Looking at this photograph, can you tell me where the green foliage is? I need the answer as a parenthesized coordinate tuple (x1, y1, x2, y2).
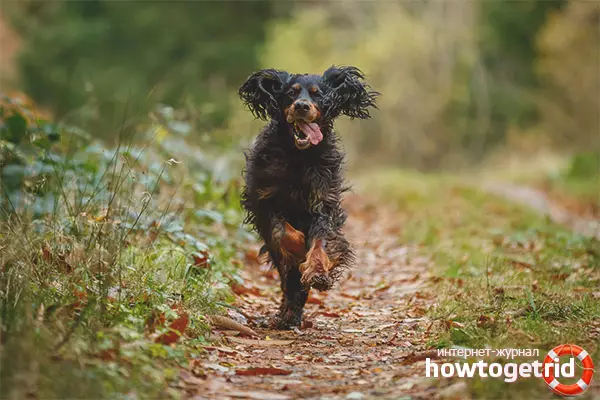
(543, 151, 600, 210)
(567, 152, 600, 180)
(536, 2, 600, 151)
(0, 98, 250, 398)
(450, 0, 564, 160)
(5, 1, 280, 136)
(0, 95, 65, 202)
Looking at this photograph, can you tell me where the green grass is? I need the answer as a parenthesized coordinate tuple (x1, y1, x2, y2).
(1, 99, 250, 398)
(357, 169, 600, 399)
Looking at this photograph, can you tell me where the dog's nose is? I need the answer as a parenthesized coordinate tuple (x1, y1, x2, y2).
(294, 101, 310, 112)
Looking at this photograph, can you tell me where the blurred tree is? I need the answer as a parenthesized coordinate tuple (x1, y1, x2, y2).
(237, 2, 481, 169)
(536, 1, 600, 152)
(4, 1, 280, 138)
(475, 0, 564, 146)
(229, 1, 572, 170)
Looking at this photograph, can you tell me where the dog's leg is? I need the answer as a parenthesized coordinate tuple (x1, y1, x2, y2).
(299, 238, 333, 291)
(271, 220, 307, 259)
(300, 229, 353, 291)
(271, 266, 308, 330)
(261, 219, 309, 330)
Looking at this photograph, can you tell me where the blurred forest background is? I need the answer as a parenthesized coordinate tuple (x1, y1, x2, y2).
(1, 0, 598, 171)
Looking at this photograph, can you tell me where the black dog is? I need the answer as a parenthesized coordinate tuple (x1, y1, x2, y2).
(239, 66, 378, 329)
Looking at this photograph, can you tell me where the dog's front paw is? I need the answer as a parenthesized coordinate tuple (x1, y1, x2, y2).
(269, 311, 301, 330)
(300, 239, 333, 291)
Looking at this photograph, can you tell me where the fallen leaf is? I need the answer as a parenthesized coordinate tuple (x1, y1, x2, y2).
(192, 250, 210, 269)
(156, 308, 189, 345)
(208, 315, 259, 337)
(318, 311, 341, 318)
(97, 348, 117, 361)
(445, 320, 465, 329)
(244, 248, 260, 265)
(228, 391, 291, 400)
(201, 346, 237, 354)
(227, 337, 294, 346)
(551, 273, 570, 281)
(306, 295, 323, 305)
(400, 350, 440, 365)
(205, 363, 230, 373)
(477, 315, 495, 328)
(301, 320, 314, 329)
(231, 283, 262, 297)
(373, 284, 391, 293)
(236, 367, 292, 376)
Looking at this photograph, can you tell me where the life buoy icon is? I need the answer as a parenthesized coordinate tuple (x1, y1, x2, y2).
(542, 344, 594, 396)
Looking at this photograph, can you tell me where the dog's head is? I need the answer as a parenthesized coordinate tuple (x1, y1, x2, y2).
(239, 66, 379, 150)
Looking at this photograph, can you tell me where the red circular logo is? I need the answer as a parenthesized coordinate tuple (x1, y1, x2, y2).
(542, 344, 594, 396)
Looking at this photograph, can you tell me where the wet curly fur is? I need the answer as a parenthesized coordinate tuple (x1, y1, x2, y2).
(239, 66, 378, 329)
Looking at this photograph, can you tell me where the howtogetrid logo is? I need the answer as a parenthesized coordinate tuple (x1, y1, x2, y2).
(542, 344, 594, 397)
(426, 344, 595, 397)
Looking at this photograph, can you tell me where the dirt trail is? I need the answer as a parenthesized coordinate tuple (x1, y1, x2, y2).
(482, 182, 600, 240)
(181, 195, 440, 399)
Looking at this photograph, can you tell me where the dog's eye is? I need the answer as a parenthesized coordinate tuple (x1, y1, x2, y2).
(287, 86, 301, 98)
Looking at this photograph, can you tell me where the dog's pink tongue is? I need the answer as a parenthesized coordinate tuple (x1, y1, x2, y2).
(297, 121, 323, 145)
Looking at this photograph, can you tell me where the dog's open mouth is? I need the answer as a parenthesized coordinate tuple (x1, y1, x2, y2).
(291, 120, 323, 150)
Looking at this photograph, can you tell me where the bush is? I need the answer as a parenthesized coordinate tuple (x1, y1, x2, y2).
(0, 96, 250, 398)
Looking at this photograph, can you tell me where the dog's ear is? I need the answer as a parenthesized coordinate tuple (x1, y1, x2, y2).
(322, 65, 379, 119)
(239, 69, 291, 120)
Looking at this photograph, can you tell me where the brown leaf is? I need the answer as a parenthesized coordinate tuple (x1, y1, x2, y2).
(228, 391, 291, 400)
(374, 284, 391, 293)
(208, 315, 259, 337)
(155, 307, 189, 345)
(444, 320, 465, 329)
(507, 255, 534, 270)
(227, 337, 294, 346)
(42, 246, 52, 262)
(231, 283, 262, 297)
(98, 348, 118, 361)
(244, 247, 260, 265)
(318, 311, 341, 318)
(201, 345, 238, 354)
(301, 320, 314, 329)
(340, 292, 360, 300)
(306, 294, 323, 305)
(400, 350, 440, 365)
(192, 250, 210, 269)
(551, 273, 570, 281)
(72, 289, 87, 310)
(235, 367, 292, 376)
(476, 314, 495, 328)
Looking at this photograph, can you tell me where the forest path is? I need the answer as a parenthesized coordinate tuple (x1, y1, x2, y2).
(482, 182, 600, 240)
(180, 194, 442, 400)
